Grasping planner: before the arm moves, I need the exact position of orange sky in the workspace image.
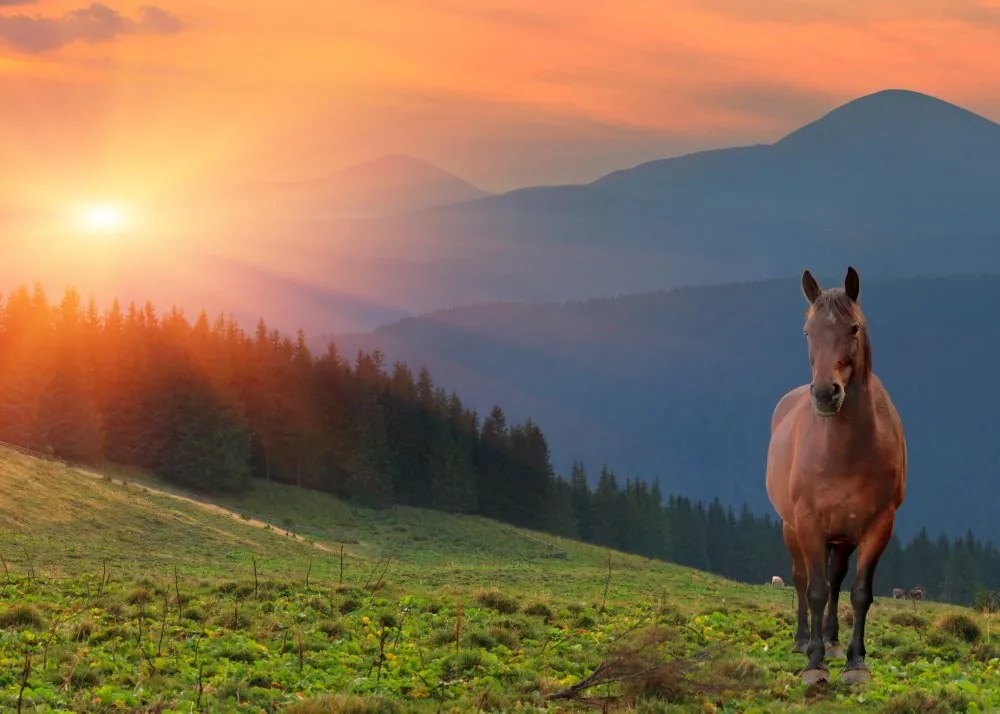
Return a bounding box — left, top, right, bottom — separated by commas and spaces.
5, 1, 1000, 334
4, 0, 1000, 197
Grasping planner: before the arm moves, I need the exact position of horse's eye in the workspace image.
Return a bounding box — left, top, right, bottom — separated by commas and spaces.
803, 330, 809, 337
850, 324, 861, 336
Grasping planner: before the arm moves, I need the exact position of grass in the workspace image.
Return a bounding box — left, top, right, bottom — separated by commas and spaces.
1, 446, 998, 712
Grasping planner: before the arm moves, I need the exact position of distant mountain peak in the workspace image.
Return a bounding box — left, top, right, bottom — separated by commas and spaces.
340, 154, 447, 176
327, 154, 491, 204
777, 88, 999, 149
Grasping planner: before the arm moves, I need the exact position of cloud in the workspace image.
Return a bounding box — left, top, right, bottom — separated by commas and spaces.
0, 1, 38, 6
0, 3, 185, 53
691, 0, 1000, 26
138, 5, 185, 34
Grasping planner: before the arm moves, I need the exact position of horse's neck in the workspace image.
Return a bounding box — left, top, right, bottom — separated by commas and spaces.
827, 380, 878, 436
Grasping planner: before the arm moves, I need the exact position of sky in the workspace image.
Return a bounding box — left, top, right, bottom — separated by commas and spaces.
5, 0, 1000, 333
5, 0, 1000, 197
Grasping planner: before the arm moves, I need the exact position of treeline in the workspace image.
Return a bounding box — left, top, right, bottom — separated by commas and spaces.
566, 469, 1000, 605
0, 284, 996, 606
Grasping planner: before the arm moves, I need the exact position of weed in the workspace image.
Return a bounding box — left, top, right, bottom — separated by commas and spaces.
935, 613, 982, 643
475, 589, 519, 614
0, 604, 45, 628
883, 688, 970, 714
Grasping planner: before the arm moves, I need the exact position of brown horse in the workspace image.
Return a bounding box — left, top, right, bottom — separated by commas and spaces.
766, 267, 906, 684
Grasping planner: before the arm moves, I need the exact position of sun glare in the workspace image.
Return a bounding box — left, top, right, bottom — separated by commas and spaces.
78, 204, 129, 235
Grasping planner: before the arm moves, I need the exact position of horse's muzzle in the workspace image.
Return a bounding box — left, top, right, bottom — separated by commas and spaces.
811, 383, 844, 417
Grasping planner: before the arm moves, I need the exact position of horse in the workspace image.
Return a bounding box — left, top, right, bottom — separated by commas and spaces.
772, 576, 786, 587
892, 588, 905, 600
765, 267, 907, 685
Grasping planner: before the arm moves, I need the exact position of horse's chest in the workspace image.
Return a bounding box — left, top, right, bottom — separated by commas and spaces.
791, 464, 892, 537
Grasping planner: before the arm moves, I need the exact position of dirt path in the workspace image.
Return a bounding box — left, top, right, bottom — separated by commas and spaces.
70, 464, 339, 555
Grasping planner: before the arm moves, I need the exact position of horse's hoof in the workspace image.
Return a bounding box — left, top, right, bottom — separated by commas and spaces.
801, 668, 830, 685
842, 666, 871, 684
825, 642, 845, 659
792, 640, 809, 654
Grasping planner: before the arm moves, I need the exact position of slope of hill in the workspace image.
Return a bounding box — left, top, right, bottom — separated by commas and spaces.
331, 273, 1000, 544
1, 448, 997, 712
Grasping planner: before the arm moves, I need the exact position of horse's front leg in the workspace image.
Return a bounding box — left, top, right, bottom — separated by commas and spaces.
782, 523, 809, 653
797, 526, 830, 683
844, 510, 894, 683
824, 543, 855, 660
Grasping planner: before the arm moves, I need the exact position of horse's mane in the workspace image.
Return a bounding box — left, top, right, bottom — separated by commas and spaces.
808, 288, 872, 385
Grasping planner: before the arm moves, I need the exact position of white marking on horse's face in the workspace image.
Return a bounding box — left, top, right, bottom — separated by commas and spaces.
826, 312, 837, 325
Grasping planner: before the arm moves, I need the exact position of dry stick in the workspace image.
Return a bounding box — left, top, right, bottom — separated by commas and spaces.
41, 604, 90, 669
252, 557, 259, 599
174, 566, 184, 625
375, 626, 390, 682
193, 631, 206, 712
295, 627, 305, 672
196, 663, 205, 711
339, 545, 345, 585
157, 587, 170, 657
305, 558, 313, 589
17, 643, 31, 714
135, 600, 145, 647
361, 559, 383, 591
23, 548, 34, 583
601, 553, 612, 613
371, 555, 392, 593
455, 599, 463, 650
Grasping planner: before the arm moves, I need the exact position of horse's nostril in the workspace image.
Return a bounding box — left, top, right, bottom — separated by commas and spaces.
831, 383, 842, 396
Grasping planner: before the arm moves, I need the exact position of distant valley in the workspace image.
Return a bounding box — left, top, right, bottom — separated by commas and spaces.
331, 273, 1000, 544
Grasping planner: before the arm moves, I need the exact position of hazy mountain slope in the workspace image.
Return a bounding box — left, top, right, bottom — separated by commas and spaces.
232, 154, 491, 219
331, 273, 1000, 543
285, 90, 1000, 333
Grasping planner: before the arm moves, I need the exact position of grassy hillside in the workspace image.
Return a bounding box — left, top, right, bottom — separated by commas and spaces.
0, 447, 997, 712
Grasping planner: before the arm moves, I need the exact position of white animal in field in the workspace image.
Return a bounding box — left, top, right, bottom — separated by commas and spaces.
771, 575, 785, 587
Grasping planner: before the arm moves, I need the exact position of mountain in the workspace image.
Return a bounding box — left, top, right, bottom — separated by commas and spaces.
331, 273, 1000, 544
232, 154, 491, 219
278, 90, 1000, 333
9, 89, 1000, 338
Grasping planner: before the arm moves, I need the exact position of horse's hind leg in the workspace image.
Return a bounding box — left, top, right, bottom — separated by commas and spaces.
843, 510, 895, 684
824, 543, 855, 660
782, 523, 809, 653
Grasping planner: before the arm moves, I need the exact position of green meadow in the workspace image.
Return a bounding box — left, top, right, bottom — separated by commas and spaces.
0, 448, 996, 712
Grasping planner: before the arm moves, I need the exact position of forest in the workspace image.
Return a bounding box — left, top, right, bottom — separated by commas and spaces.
0, 283, 996, 606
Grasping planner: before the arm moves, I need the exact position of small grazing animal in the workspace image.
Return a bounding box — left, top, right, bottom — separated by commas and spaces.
772, 576, 786, 587
892, 588, 905, 600
766, 267, 907, 685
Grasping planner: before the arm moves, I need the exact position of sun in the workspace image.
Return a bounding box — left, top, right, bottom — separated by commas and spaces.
79, 204, 128, 235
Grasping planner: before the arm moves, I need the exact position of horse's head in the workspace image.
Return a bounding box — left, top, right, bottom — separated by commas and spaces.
800, 266, 871, 418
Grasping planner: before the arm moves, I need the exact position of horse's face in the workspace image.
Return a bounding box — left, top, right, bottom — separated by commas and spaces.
801, 267, 865, 418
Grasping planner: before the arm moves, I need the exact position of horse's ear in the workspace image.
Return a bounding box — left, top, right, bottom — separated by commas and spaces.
801, 270, 822, 304
845, 266, 860, 303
